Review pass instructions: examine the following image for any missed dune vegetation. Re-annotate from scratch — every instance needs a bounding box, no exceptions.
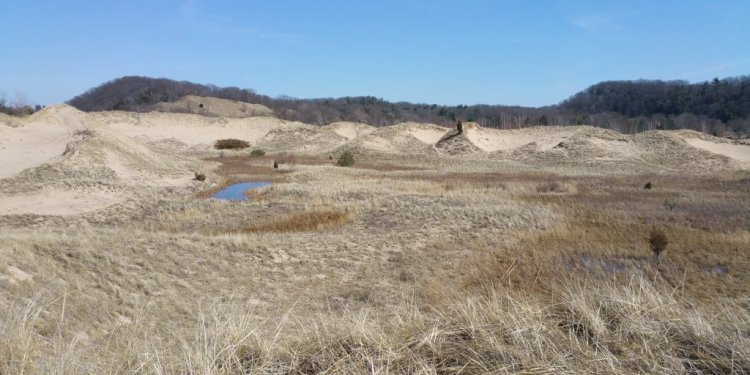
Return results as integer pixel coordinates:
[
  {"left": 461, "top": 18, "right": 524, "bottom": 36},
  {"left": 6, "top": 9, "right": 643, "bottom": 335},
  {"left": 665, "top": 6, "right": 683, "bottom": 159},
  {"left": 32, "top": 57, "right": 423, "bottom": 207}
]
[{"left": 1, "top": 104, "right": 749, "bottom": 373}]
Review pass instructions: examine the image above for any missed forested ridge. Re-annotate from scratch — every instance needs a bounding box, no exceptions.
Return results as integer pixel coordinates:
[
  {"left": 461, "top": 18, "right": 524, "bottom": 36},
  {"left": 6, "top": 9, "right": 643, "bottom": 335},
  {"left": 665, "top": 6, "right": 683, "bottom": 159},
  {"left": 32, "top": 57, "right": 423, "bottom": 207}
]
[{"left": 62, "top": 75, "right": 750, "bottom": 135}]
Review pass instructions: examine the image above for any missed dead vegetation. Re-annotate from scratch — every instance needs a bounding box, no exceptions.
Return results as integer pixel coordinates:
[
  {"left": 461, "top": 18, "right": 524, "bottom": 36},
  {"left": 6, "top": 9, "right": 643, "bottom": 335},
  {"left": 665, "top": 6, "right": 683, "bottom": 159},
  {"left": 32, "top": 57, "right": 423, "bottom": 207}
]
[{"left": 244, "top": 209, "right": 351, "bottom": 233}]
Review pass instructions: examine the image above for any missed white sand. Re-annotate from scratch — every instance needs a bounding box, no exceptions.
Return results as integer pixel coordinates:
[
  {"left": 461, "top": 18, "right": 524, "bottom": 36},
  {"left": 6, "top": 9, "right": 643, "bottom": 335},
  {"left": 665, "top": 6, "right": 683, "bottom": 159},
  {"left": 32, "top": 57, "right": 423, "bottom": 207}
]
[
  {"left": 410, "top": 128, "right": 449, "bottom": 144},
  {"left": 684, "top": 138, "right": 750, "bottom": 163},
  {"left": 322, "top": 122, "right": 376, "bottom": 140},
  {"left": 0, "top": 188, "right": 122, "bottom": 216},
  {"left": 0, "top": 106, "right": 83, "bottom": 179}
]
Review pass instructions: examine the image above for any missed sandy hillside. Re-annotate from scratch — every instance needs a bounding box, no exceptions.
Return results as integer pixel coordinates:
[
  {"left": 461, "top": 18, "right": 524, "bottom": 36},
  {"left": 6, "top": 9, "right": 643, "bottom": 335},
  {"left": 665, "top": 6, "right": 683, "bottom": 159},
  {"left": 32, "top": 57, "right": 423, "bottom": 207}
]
[{"left": 152, "top": 95, "right": 274, "bottom": 117}]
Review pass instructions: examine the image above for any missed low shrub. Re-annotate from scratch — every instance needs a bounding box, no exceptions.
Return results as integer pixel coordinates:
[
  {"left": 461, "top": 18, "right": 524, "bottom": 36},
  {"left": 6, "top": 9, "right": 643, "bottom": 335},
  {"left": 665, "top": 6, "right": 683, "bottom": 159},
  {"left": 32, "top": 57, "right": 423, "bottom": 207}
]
[
  {"left": 337, "top": 151, "right": 355, "bottom": 167},
  {"left": 250, "top": 149, "right": 265, "bottom": 157},
  {"left": 649, "top": 227, "right": 668, "bottom": 262},
  {"left": 644, "top": 182, "right": 653, "bottom": 189},
  {"left": 194, "top": 172, "right": 206, "bottom": 181},
  {"left": 215, "top": 139, "right": 249, "bottom": 150}
]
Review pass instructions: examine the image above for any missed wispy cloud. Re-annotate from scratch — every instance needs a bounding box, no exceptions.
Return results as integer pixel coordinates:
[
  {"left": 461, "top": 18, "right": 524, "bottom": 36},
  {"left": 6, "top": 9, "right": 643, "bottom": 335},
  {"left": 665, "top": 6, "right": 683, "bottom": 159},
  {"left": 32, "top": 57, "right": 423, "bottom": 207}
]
[
  {"left": 259, "top": 33, "right": 299, "bottom": 42},
  {"left": 177, "top": 0, "right": 297, "bottom": 42},
  {"left": 570, "top": 13, "right": 610, "bottom": 31}
]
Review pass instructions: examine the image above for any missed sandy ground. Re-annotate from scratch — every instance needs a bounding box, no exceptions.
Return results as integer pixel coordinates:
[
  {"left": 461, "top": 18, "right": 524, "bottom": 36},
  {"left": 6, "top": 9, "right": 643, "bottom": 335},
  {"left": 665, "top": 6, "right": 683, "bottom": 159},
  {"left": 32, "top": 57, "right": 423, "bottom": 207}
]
[
  {"left": 0, "top": 188, "right": 121, "bottom": 216},
  {"left": 684, "top": 138, "right": 750, "bottom": 162}
]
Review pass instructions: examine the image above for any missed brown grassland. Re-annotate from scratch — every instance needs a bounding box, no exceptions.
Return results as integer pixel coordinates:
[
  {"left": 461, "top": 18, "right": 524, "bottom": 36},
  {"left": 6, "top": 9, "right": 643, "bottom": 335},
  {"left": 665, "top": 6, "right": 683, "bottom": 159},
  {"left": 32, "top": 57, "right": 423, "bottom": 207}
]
[{"left": 1, "top": 144, "right": 749, "bottom": 374}]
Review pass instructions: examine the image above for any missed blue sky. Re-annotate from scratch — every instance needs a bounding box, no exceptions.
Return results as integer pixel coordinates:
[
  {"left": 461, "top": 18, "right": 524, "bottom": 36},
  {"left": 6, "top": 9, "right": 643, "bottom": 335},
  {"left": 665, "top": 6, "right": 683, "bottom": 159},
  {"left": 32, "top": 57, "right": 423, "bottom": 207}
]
[{"left": 1, "top": 0, "right": 748, "bottom": 107}]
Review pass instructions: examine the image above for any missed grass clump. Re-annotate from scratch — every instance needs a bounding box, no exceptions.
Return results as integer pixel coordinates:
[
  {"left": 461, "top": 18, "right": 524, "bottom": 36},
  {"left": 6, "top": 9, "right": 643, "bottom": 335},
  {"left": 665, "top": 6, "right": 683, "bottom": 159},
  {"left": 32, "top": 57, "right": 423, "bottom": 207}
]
[
  {"left": 250, "top": 149, "right": 266, "bottom": 157},
  {"left": 215, "top": 138, "right": 250, "bottom": 150},
  {"left": 194, "top": 172, "right": 206, "bottom": 181},
  {"left": 337, "top": 150, "right": 355, "bottom": 167},
  {"left": 536, "top": 180, "right": 566, "bottom": 193},
  {"left": 245, "top": 209, "right": 350, "bottom": 233}
]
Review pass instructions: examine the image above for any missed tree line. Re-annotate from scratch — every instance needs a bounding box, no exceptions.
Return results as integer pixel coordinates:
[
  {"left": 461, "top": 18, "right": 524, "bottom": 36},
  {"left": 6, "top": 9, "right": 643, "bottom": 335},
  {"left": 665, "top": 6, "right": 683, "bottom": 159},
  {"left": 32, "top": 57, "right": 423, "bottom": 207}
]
[{"left": 64, "top": 75, "right": 750, "bottom": 136}]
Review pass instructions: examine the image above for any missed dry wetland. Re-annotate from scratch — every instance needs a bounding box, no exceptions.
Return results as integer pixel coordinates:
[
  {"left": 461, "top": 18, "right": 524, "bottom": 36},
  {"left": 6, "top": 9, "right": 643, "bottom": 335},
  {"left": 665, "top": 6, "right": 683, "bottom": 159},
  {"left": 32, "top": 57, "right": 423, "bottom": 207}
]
[{"left": 1, "top": 99, "right": 749, "bottom": 373}]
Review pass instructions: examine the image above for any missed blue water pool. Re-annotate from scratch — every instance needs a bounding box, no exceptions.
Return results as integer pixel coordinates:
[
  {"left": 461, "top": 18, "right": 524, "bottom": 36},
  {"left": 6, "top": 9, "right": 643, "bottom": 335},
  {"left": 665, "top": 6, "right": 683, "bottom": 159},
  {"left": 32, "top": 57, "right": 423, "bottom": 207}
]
[{"left": 213, "top": 182, "right": 272, "bottom": 201}]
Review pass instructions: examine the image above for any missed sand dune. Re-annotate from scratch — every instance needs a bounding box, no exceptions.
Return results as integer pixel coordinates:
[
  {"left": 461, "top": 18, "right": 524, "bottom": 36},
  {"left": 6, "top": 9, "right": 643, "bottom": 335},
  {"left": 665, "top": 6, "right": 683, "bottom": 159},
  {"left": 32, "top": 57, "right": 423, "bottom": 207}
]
[
  {"left": 152, "top": 95, "right": 274, "bottom": 117},
  {"left": 2, "top": 107, "right": 748, "bottom": 216}
]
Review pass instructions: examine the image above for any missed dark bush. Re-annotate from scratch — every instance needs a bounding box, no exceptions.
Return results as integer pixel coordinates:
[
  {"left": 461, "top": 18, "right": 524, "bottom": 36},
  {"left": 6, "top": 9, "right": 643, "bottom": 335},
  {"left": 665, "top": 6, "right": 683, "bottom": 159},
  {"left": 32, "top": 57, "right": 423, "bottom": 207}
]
[
  {"left": 215, "top": 139, "right": 249, "bottom": 150},
  {"left": 649, "top": 228, "right": 668, "bottom": 262},
  {"left": 194, "top": 172, "right": 206, "bottom": 181},
  {"left": 273, "top": 160, "right": 278, "bottom": 169},
  {"left": 250, "top": 149, "right": 266, "bottom": 157},
  {"left": 337, "top": 151, "right": 355, "bottom": 167},
  {"left": 644, "top": 182, "right": 653, "bottom": 190}
]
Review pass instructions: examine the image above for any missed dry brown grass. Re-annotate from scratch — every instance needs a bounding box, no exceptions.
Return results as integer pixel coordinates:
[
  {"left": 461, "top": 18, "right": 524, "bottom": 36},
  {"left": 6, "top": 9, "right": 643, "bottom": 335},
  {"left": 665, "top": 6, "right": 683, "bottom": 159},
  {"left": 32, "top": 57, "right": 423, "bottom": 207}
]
[{"left": 244, "top": 209, "right": 351, "bottom": 233}]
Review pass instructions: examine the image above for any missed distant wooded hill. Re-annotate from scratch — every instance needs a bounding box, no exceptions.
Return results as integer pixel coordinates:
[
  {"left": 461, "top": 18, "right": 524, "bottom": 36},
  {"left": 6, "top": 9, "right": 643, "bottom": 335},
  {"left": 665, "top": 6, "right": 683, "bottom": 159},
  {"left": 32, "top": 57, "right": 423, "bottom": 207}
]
[{"left": 65, "top": 75, "right": 750, "bottom": 135}]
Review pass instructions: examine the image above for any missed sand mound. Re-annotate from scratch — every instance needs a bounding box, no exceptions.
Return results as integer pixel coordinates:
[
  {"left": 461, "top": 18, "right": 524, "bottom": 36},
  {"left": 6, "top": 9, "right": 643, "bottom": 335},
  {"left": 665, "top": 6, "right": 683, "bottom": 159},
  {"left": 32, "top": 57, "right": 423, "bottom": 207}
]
[
  {"left": 340, "top": 122, "right": 446, "bottom": 156},
  {"left": 152, "top": 95, "right": 274, "bottom": 118},
  {"left": 257, "top": 126, "right": 349, "bottom": 153},
  {"left": 322, "top": 122, "right": 376, "bottom": 140},
  {"left": 0, "top": 105, "right": 86, "bottom": 179},
  {"left": 436, "top": 127, "right": 483, "bottom": 156}
]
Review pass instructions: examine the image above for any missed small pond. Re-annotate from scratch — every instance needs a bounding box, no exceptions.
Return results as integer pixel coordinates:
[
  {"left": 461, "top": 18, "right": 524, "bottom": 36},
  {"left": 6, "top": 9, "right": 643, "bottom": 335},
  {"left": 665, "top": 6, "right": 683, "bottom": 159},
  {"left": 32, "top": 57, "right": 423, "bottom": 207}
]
[{"left": 213, "top": 182, "right": 272, "bottom": 201}]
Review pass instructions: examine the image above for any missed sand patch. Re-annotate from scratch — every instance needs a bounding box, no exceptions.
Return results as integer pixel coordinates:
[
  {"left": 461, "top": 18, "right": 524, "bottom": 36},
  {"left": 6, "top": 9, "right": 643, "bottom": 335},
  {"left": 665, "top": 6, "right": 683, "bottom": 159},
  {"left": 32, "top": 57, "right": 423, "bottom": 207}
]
[
  {"left": 464, "top": 125, "right": 573, "bottom": 152},
  {"left": 323, "top": 122, "right": 376, "bottom": 140},
  {"left": 684, "top": 138, "right": 750, "bottom": 163},
  {"left": 0, "top": 188, "right": 122, "bottom": 216},
  {"left": 410, "top": 128, "right": 449, "bottom": 144}
]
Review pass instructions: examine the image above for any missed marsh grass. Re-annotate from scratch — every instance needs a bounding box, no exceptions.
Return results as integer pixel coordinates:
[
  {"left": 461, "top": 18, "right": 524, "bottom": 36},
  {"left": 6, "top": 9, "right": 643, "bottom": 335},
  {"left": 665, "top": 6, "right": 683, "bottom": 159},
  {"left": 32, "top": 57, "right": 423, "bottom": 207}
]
[{"left": 244, "top": 209, "right": 351, "bottom": 233}]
